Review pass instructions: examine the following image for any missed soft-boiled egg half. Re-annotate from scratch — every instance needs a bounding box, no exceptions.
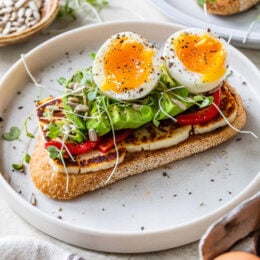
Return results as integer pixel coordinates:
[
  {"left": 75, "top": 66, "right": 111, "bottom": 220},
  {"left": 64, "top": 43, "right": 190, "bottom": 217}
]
[
  {"left": 163, "top": 28, "right": 228, "bottom": 94},
  {"left": 92, "top": 32, "right": 161, "bottom": 100}
]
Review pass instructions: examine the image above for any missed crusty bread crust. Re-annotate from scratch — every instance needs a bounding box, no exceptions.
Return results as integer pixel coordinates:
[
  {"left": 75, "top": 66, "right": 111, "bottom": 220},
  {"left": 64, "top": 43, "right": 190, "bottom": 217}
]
[
  {"left": 205, "top": 0, "right": 259, "bottom": 15},
  {"left": 30, "top": 82, "right": 246, "bottom": 200}
]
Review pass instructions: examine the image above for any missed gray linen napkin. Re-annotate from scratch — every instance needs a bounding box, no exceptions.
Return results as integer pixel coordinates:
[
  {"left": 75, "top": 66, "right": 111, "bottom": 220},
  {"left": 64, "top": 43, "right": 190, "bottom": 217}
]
[{"left": 0, "top": 236, "right": 85, "bottom": 260}]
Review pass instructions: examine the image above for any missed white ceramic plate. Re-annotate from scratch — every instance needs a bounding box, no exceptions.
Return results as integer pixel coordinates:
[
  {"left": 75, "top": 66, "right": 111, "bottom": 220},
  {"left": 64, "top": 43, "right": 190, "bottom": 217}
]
[
  {"left": 0, "top": 21, "right": 260, "bottom": 253},
  {"left": 150, "top": 0, "right": 260, "bottom": 49}
]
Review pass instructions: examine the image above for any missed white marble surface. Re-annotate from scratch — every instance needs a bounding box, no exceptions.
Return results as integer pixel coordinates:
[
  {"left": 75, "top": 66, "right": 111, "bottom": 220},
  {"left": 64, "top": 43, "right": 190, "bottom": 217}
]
[{"left": 0, "top": 0, "right": 259, "bottom": 259}]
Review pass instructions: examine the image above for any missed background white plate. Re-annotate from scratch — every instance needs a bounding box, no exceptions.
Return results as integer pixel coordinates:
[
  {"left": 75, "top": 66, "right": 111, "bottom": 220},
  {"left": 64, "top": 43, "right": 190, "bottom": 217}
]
[
  {"left": 0, "top": 21, "right": 260, "bottom": 253},
  {"left": 150, "top": 0, "right": 260, "bottom": 49}
]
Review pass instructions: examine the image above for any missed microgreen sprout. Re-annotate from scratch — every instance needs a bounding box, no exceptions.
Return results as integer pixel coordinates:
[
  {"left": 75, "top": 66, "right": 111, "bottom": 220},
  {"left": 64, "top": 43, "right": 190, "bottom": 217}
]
[
  {"left": 57, "top": 77, "right": 68, "bottom": 86},
  {"left": 226, "top": 70, "right": 233, "bottom": 79},
  {"left": 58, "top": 0, "right": 109, "bottom": 22},
  {"left": 89, "top": 51, "right": 96, "bottom": 60},
  {"left": 23, "top": 115, "right": 35, "bottom": 138},
  {"left": 47, "top": 146, "right": 60, "bottom": 159},
  {"left": 58, "top": 0, "right": 77, "bottom": 20},
  {"left": 194, "top": 95, "right": 214, "bottom": 108},
  {"left": 2, "top": 126, "right": 21, "bottom": 141},
  {"left": 12, "top": 163, "right": 24, "bottom": 171},
  {"left": 102, "top": 96, "right": 120, "bottom": 184},
  {"left": 85, "top": 0, "right": 109, "bottom": 12},
  {"left": 24, "top": 154, "right": 31, "bottom": 164},
  {"left": 12, "top": 153, "right": 31, "bottom": 172}
]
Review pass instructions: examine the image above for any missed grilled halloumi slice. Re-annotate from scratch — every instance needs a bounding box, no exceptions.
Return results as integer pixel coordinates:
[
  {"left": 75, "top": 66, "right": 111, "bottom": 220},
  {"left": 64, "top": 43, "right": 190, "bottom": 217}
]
[
  {"left": 124, "top": 121, "right": 192, "bottom": 152},
  {"left": 194, "top": 83, "right": 238, "bottom": 134},
  {"left": 50, "top": 145, "right": 126, "bottom": 174},
  {"left": 36, "top": 97, "right": 65, "bottom": 141}
]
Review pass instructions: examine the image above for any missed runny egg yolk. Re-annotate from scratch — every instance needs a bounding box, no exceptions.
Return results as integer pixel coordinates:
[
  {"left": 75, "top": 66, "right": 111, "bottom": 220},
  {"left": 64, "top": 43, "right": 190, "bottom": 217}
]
[
  {"left": 173, "top": 32, "right": 226, "bottom": 83},
  {"left": 101, "top": 37, "right": 155, "bottom": 93}
]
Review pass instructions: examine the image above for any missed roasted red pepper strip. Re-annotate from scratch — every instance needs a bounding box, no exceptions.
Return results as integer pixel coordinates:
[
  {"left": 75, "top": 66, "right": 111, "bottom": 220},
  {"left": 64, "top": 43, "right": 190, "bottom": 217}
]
[
  {"left": 45, "top": 138, "right": 100, "bottom": 156},
  {"left": 176, "top": 88, "right": 221, "bottom": 125},
  {"left": 98, "top": 129, "right": 133, "bottom": 153}
]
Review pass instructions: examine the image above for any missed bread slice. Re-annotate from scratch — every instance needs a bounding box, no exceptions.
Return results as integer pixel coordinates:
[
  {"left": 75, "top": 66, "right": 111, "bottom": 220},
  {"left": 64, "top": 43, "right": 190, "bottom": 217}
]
[
  {"left": 205, "top": 0, "right": 260, "bottom": 15},
  {"left": 30, "top": 82, "right": 246, "bottom": 200}
]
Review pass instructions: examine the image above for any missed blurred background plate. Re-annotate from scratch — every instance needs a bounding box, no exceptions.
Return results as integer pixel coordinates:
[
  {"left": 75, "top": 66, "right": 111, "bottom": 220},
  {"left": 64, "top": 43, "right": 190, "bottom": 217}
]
[{"left": 149, "top": 0, "right": 260, "bottom": 49}]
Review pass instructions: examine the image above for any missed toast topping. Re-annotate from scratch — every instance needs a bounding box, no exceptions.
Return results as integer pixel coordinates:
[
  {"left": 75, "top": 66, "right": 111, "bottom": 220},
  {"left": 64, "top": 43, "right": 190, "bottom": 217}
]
[{"left": 36, "top": 82, "right": 238, "bottom": 174}]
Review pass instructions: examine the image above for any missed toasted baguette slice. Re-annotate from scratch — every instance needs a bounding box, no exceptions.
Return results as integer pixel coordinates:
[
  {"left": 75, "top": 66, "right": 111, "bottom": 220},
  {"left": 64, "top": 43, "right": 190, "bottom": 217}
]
[
  {"left": 205, "top": 0, "right": 259, "bottom": 15},
  {"left": 30, "top": 82, "right": 246, "bottom": 200}
]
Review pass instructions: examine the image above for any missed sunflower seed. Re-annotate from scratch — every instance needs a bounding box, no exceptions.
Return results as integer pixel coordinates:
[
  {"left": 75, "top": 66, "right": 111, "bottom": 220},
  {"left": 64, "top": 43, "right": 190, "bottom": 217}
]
[
  {"left": 12, "top": 21, "right": 21, "bottom": 27},
  {"left": 4, "top": 0, "right": 14, "bottom": 7},
  {"left": 89, "top": 129, "right": 97, "bottom": 142},
  {"left": 1, "top": 16, "right": 9, "bottom": 23},
  {"left": 33, "top": 10, "right": 40, "bottom": 20},
  {"left": 35, "top": 0, "right": 42, "bottom": 8},
  {"left": 25, "top": 8, "right": 32, "bottom": 18},
  {"left": 15, "top": 0, "right": 27, "bottom": 9},
  {"left": 17, "top": 17, "right": 25, "bottom": 23},
  {"left": 68, "top": 82, "right": 75, "bottom": 89},
  {"left": 2, "top": 7, "right": 13, "bottom": 13},
  {"left": 68, "top": 97, "right": 80, "bottom": 103},
  {"left": 17, "top": 24, "right": 27, "bottom": 32},
  {"left": 27, "top": 19, "right": 37, "bottom": 27},
  {"left": 43, "top": 124, "right": 49, "bottom": 131},
  {"left": 69, "top": 124, "right": 76, "bottom": 131},
  {"left": 63, "top": 124, "right": 71, "bottom": 132},
  {"left": 2, "top": 22, "right": 11, "bottom": 35},
  {"left": 28, "top": 1, "right": 37, "bottom": 11},
  {"left": 18, "top": 7, "right": 25, "bottom": 17},
  {"left": 74, "top": 104, "right": 89, "bottom": 113},
  {"left": 73, "top": 82, "right": 80, "bottom": 89},
  {"left": 132, "top": 104, "right": 142, "bottom": 111},
  {"left": 67, "top": 101, "right": 78, "bottom": 108},
  {"left": 10, "top": 26, "right": 17, "bottom": 33},
  {"left": 10, "top": 11, "right": 17, "bottom": 21}
]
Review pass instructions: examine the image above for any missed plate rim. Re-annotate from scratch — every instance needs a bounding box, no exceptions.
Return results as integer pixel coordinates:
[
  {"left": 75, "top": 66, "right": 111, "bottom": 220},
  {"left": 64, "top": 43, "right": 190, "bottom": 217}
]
[{"left": 0, "top": 20, "right": 260, "bottom": 252}]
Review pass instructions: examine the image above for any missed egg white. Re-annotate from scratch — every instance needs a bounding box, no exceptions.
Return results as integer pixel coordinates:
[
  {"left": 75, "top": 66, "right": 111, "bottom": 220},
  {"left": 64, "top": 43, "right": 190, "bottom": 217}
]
[
  {"left": 92, "top": 32, "right": 161, "bottom": 100},
  {"left": 163, "top": 28, "right": 228, "bottom": 94}
]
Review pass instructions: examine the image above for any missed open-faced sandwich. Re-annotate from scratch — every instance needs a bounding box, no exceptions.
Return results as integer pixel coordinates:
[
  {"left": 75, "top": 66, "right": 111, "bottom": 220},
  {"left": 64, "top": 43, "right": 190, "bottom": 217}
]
[
  {"left": 196, "top": 0, "right": 260, "bottom": 15},
  {"left": 29, "top": 28, "right": 247, "bottom": 200}
]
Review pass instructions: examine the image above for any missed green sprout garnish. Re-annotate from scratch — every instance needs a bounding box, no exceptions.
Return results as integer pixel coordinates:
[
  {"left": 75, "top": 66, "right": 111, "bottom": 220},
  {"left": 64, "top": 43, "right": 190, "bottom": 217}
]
[
  {"left": 89, "top": 51, "right": 96, "bottom": 60},
  {"left": 12, "top": 163, "right": 24, "bottom": 171},
  {"left": 12, "top": 153, "right": 31, "bottom": 171},
  {"left": 23, "top": 116, "right": 35, "bottom": 138},
  {"left": 57, "top": 0, "right": 77, "bottom": 20},
  {"left": 47, "top": 146, "right": 60, "bottom": 159},
  {"left": 2, "top": 126, "right": 21, "bottom": 141},
  {"left": 24, "top": 154, "right": 31, "bottom": 164},
  {"left": 58, "top": 0, "right": 109, "bottom": 20},
  {"left": 85, "top": 0, "right": 109, "bottom": 12}
]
